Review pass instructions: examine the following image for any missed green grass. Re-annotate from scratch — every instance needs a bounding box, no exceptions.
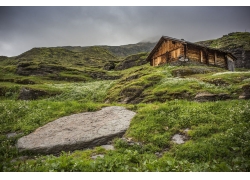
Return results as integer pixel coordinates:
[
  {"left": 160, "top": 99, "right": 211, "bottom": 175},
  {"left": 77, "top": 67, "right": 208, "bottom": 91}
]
[
  {"left": 0, "top": 60, "right": 250, "bottom": 172},
  {"left": 107, "top": 65, "right": 250, "bottom": 103},
  {"left": 2, "top": 100, "right": 249, "bottom": 172}
]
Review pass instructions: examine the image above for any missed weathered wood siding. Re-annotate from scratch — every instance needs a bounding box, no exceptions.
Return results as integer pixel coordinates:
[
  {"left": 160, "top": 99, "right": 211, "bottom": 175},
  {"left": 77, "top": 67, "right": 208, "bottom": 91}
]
[
  {"left": 200, "top": 50, "right": 206, "bottom": 64},
  {"left": 149, "top": 38, "right": 231, "bottom": 69},
  {"left": 152, "top": 40, "right": 184, "bottom": 66},
  {"left": 208, "top": 51, "right": 215, "bottom": 65},
  {"left": 186, "top": 44, "right": 200, "bottom": 62},
  {"left": 216, "top": 52, "right": 226, "bottom": 67}
]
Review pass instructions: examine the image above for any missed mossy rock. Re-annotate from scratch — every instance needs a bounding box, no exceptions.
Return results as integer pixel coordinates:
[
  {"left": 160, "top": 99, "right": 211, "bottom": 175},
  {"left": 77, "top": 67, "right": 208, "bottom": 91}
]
[{"left": 171, "top": 67, "right": 220, "bottom": 77}]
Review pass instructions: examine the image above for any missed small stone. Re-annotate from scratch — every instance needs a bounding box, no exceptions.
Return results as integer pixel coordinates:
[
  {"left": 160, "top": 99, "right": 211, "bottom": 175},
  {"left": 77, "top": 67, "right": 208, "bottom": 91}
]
[
  {"left": 6, "top": 132, "right": 17, "bottom": 138},
  {"left": 164, "top": 126, "right": 169, "bottom": 131},
  {"left": 155, "top": 152, "right": 163, "bottom": 157},
  {"left": 11, "top": 156, "right": 29, "bottom": 163},
  {"left": 101, "top": 145, "right": 114, "bottom": 150},
  {"left": 163, "top": 148, "right": 169, "bottom": 152},
  {"left": 172, "top": 134, "right": 186, "bottom": 144},
  {"left": 127, "top": 137, "right": 133, "bottom": 142},
  {"left": 91, "top": 154, "right": 104, "bottom": 160}
]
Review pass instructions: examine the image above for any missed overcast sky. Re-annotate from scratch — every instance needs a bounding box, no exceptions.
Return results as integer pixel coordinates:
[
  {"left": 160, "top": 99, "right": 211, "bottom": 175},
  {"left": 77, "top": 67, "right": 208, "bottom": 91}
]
[{"left": 1, "top": 6, "right": 250, "bottom": 57}]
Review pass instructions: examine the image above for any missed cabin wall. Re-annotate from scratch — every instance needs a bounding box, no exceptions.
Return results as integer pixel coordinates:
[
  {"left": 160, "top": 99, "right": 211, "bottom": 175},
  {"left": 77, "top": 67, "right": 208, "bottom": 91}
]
[
  {"left": 208, "top": 51, "right": 215, "bottom": 65},
  {"left": 216, "top": 52, "right": 226, "bottom": 67},
  {"left": 186, "top": 45, "right": 201, "bottom": 62},
  {"left": 168, "top": 41, "right": 184, "bottom": 62},
  {"left": 200, "top": 50, "right": 206, "bottom": 64},
  {"left": 152, "top": 40, "right": 184, "bottom": 66},
  {"left": 150, "top": 39, "right": 232, "bottom": 70}
]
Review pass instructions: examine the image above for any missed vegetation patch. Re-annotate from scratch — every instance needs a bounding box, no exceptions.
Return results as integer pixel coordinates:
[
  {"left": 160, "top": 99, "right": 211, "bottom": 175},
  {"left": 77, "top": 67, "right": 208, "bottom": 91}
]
[{"left": 1, "top": 40, "right": 250, "bottom": 172}]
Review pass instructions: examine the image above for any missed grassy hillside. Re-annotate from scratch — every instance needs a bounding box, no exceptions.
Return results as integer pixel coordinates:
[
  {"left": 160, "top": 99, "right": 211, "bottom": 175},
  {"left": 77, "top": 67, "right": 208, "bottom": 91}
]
[
  {"left": 0, "top": 36, "right": 250, "bottom": 172},
  {"left": 196, "top": 32, "right": 250, "bottom": 51},
  {"left": 0, "top": 42, "right": 155, "bottom": 87},
  {"left": 1, "top": 62, "right": 250, "bottom": 172},
  {"left": 61, "top": 42, "right": 156, "bottom": 58}
]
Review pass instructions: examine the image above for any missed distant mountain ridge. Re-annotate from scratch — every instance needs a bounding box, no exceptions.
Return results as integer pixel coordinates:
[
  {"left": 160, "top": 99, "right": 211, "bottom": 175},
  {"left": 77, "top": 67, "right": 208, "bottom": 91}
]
[
  {"left": 59, "top": 42, "right": 156, "bottom": 58},
  {"left": 1, "top": 32, "right": 250, "bottom": 71}
]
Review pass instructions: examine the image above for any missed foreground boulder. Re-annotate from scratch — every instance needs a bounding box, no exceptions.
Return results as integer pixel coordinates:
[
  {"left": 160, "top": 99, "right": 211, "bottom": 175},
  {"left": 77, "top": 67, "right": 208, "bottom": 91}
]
[{"left": 17, "top": 106, "right": 136, "bottom": 154}]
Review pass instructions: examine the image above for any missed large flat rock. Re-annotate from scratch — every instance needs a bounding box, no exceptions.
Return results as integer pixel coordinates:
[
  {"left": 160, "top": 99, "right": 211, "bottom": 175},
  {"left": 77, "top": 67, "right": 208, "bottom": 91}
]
[{"left": 17, "top": 106, "right": 136, "bottom": 154}]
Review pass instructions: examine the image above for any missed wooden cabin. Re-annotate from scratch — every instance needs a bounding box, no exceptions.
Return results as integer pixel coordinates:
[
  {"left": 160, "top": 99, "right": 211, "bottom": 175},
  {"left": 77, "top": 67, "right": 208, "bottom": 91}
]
[{"left": 146, "top": 36, "right": 236, "bottom": 71}]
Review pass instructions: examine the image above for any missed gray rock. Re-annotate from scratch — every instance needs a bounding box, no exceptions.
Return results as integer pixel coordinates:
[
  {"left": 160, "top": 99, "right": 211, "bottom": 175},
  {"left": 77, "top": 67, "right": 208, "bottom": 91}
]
[
  {"left": 172, "top": 134, "right": 186, "bottom": 144},
  {"left": 239, "top": 84, "right": 250, "bottom": 99},
  {"left": 91, "top": 154, "right": 104, "bottom": 159},
  {"left": 6, "top": 132, "right": 18, "bottom": 138},
  {"left": 103, "top": 62, "right": 115, "bottom": 71},
  {"left": 101, "top": 145, "right": 115, "bottom": 150},
  {"left": 18, "top": 87, "right": 49, "bottom": 100},
  {"left": 194, "top": 92, "right": 231, "bottom": 102},
  {"left": 10, "top": 156, "right": 29, "bottom": 163},
  {"left": 17, "top": 106, "right": 136, "bottom": 154},
  {"left": 114, "top": 53, "right": 148, "bottom": 71}
]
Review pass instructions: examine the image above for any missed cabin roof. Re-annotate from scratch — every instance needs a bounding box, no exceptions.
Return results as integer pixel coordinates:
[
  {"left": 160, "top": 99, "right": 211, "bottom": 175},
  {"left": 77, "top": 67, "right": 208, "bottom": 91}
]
[{"left": 146, "top": 36, "right": 237, "bottom": 61}]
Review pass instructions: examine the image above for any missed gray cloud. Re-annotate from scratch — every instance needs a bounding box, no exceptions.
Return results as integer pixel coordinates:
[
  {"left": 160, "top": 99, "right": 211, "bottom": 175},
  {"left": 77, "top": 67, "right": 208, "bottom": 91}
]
[{"left": 1, "top": 6, "right": 250, "bottom": 56}]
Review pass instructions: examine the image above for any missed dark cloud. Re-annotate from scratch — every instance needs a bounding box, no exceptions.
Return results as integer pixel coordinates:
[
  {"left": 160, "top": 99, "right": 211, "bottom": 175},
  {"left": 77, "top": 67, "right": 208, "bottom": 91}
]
[{"left": 1, "top": 6, "right": 250, "bottom": 56}]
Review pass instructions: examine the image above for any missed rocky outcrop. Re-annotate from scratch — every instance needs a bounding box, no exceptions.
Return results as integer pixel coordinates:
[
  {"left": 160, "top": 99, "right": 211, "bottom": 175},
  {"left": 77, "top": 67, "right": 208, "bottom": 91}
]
[
  {"left": 16, "top": 63, "right": 66, "bottom": 76},
  {"left": 103, "top": 62, "right": 115, "bottom": 71},
  {"left": 18, "top": 87, "right": 50, "bottom": 100},
  {"left": 115, "top": 53, "right": 148, "bottom": 70},
  {"left": 17, "top": 106, "right": 136, "bottom": 154},
  {"left": 194, "top": 92, "right": 231, "bottom": 102},
  {"left": 172, "top": 66, "right": 220, "bottom": 77},
  {"left": 239, "top": 84, "right": 250, "bottom": 99},
  {"left": 88, "top": 71, "right": 120, "bottom": 80},
  {"left": 230, "top": 49, "right": 250, "bottom": 69}
]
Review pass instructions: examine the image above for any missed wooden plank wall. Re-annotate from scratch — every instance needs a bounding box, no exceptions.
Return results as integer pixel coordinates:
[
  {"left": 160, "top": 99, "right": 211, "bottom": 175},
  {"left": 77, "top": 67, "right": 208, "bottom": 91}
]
[
  {"left": 152, "top": 40, "right": 184, "bottom": 66},
  {"left": 216, "top": 52, "right": 226, "bottom": 67},
  {"left": 187, "top": 45, "right": 200, "bottom": 62},
  {"left": 208, "top": 51, "right": 215, "bottom": 65},
  {"left": 151, "top": 39, "right": 228, "bottom": 68},
  {"left": 201, "top": 50, "right": 206, "bottom": 64}
]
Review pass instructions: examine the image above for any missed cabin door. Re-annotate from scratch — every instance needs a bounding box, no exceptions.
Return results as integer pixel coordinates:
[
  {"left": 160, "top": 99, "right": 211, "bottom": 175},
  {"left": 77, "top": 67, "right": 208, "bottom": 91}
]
[{"left": 227, "top": 58, "right": 235, "bottom": 71}]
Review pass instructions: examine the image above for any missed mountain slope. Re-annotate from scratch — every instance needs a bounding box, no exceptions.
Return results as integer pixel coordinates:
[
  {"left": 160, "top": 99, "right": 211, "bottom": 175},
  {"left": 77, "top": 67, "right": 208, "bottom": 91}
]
[
  {"left": 1, "top": 63, "right": 250, "bottom": 172},
  {"left": 0, "top": 34, "right": 250, "bottom": 172},
  {"left": 61, "top": 42, "right": 156, "bottom": 58}
]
